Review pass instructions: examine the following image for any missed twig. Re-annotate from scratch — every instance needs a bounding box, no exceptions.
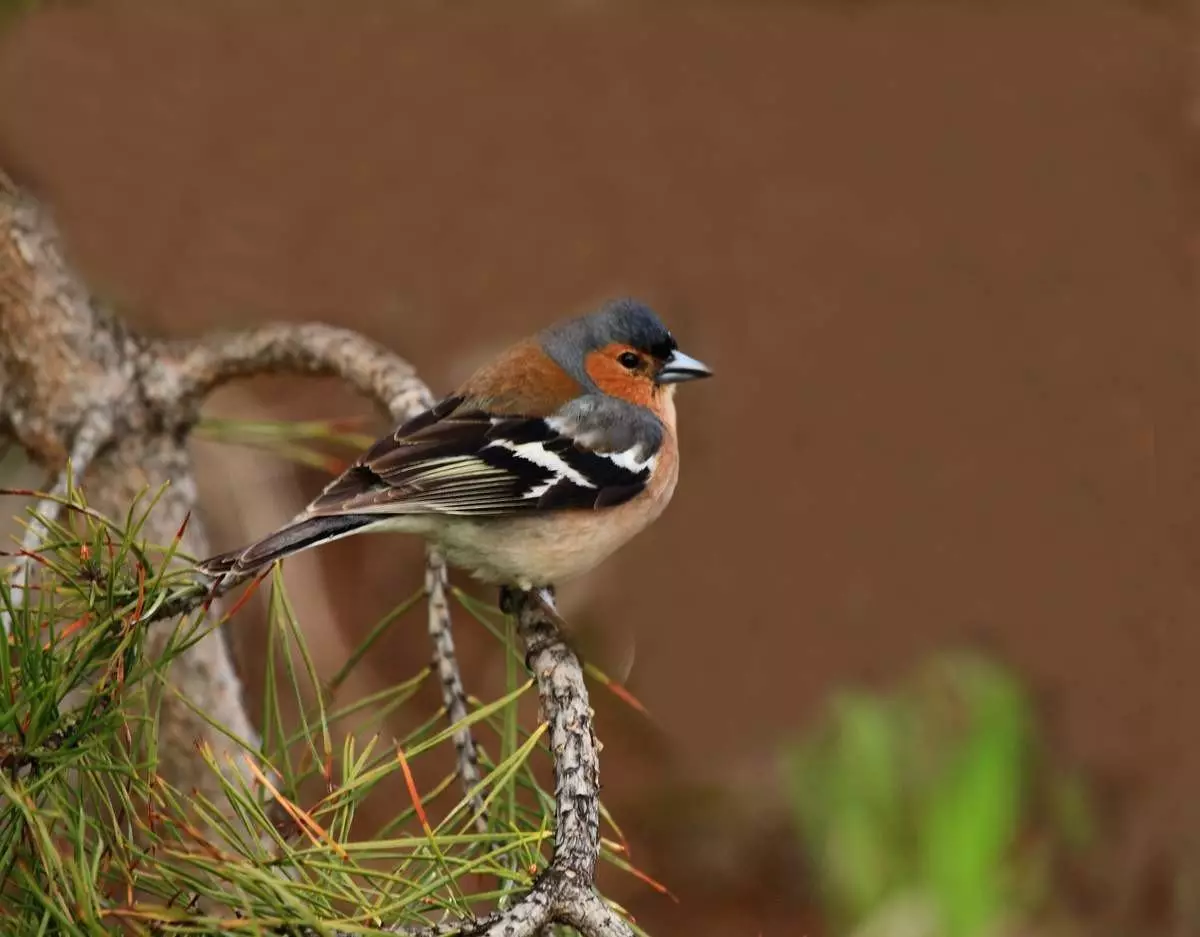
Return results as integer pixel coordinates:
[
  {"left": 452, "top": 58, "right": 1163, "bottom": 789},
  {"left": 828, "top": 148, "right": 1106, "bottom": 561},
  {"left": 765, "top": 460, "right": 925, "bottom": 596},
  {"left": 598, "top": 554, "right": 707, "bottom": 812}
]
[
  {"left": 425, "top": 547, "right": 488, "bottom": 835},
  {"left": 437, "top": 587, "right": 634, "bottom": 937},
  {"left": 0, "top": 407, "right": 113, "bottom": 634},
  {"left": 165, "top": 322, "right": 434, "bottom": 421},
  {"left": 436, "top": 586, "right": 633, "bottom": 936},
  {"left": 507, "top": 588, "right": 600, "bottom": 878},
  {"left": 381, "top": 588, "right": 634, "bottom": 937}
]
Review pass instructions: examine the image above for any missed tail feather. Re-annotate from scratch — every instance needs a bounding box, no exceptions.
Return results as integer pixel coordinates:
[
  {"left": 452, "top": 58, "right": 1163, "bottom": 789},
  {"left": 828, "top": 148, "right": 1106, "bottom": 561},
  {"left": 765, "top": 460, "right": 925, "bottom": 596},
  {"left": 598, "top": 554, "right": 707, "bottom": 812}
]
[{"left": 197, "top": 514, "right": 377, "bottom": 579}]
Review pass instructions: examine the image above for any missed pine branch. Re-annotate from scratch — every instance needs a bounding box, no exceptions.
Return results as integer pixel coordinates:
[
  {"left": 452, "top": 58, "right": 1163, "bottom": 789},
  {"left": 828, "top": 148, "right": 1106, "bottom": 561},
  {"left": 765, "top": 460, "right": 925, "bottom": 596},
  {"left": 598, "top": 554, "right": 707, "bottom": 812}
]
[
  {"left": 131, "top": 580, "right": 635, "bottom": 937},
  {"left": 456, "top": 587, "right": 632, "bottom": 937},
  {"left": 0, "top": 172, "right": 485, "bottom": 839},
  {"left": 0, "top": 170, "right": 639, "bottom": 936},
  {"left": 0, "top": 171, "right": 261, "bottom": 816}
]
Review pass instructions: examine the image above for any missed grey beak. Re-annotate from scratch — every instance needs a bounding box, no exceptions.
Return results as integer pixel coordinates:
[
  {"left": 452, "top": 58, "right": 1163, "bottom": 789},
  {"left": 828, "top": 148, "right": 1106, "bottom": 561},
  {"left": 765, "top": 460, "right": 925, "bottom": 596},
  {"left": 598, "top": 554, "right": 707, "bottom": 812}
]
[{"left": 657, "top": 349, "right": 713, "bottom": 384}]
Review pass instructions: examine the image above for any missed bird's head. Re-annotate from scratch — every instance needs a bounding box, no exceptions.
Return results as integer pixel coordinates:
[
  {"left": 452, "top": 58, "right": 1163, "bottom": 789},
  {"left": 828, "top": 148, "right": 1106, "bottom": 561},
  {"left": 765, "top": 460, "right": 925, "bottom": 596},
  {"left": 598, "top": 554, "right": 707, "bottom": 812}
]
[{"left": 541, "top": 298, "right": 712, "bottom": 405}]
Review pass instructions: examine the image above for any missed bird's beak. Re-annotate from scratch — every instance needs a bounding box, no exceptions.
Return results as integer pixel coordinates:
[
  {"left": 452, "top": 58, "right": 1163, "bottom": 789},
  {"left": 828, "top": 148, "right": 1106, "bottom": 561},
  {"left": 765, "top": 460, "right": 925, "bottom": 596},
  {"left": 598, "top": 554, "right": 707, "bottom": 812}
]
[{"left": 657, "top": 349, "right": 713, "bottom": 384}]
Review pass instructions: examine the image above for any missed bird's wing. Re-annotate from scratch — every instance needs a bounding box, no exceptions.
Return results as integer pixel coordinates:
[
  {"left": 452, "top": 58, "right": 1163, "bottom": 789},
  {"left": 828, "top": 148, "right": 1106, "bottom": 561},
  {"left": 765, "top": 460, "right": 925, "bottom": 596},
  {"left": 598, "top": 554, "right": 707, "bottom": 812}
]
[{"left": 303, "top": 394, "right": 665, "bottom": 518}]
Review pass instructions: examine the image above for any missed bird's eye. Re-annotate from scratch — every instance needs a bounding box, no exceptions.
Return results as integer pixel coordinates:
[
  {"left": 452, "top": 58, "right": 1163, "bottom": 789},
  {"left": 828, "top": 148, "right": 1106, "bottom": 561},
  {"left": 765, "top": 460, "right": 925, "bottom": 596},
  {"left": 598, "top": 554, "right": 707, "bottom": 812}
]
[{"left": 617, "top": 351, "right": 641, "bottom": 370}]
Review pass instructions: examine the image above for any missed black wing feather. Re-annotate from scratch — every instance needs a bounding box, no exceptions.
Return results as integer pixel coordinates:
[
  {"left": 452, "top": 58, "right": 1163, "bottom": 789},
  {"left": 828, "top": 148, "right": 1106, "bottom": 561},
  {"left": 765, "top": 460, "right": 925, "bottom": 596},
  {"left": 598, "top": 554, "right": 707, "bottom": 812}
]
[{"left": 304, "top": 395, "right": 659, "bottom": 518}]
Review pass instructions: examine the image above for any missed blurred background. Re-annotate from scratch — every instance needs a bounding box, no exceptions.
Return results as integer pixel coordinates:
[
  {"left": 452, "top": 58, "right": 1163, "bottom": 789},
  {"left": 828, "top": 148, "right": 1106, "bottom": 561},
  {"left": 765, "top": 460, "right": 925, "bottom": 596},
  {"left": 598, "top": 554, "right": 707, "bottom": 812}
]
[{"left": 1, "top": 1, "right": 1197, "bottom": 934}]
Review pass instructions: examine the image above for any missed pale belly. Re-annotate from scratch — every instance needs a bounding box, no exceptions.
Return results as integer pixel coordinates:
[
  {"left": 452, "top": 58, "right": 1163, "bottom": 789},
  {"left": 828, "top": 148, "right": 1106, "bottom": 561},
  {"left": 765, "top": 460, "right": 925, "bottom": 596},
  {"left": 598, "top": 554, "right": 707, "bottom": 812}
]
[
  {"left": 399, "top": 445, "right": 680, "bottom": 588},
  {"left": 432, "top": 508, "right": 655, "bottom": 587},
  {"left": 374, "top": 394, "right": 683, "bottom": 587}
]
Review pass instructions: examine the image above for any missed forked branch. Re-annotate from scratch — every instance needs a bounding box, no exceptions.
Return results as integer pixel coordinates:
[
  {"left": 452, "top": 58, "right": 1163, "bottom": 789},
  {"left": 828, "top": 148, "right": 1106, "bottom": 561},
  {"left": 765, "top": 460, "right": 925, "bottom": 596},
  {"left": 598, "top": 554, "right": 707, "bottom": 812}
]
[{"left": 164, "top": 320, "right": 487, "bottom": 828}]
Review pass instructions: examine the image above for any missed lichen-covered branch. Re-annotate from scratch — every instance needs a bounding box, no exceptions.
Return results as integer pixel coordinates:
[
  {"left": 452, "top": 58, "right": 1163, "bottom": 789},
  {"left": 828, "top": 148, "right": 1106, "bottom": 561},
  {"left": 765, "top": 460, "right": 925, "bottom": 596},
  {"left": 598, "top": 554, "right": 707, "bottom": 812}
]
[
  {"left": 461, "top": 587, "right": 635, "bottom": 937},
  {"left": 420, "top": 587, "right": 633, "bottom": 936},
  {"left": 506, "top": 588, "right": 601, "bottom": 880},
  {"left": 0, "top": 172, "right": 260, "bottom": 809},
  {"left": 0, "top": 173, "right": 482, "bottom": 840}
]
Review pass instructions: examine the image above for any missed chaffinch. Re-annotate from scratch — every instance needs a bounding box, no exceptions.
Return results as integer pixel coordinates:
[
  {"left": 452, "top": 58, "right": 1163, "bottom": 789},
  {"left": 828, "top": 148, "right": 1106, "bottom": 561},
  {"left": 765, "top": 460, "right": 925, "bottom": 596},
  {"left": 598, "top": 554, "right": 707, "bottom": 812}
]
[{"left": 198, "top": 299, "right": 711, "bottom": 590}]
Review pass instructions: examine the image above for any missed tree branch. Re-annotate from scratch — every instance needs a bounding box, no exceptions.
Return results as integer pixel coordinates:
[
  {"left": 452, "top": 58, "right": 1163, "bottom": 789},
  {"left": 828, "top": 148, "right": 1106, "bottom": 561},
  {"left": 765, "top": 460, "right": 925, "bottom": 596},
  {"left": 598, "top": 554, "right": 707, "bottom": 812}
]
[
  {"left": 164, "top": 322, "right": 487, "bottom": 832},
  {"left": 163, "top": 321, "right": 433, "bottom": 421},
  {"left": 426, "top": 547, "right": 488, "bottom": 835},
  {"left": 0, "top": 178, "right": 485, "bottom": 845},
  {"left": 1, "top": 173, "right": 634, "bottom": 937},
  {"left": 1, "top": 174, "right": 262, "bottom": 821},
  {"left": 506, "top": 588, "right": 601, "bottom": 881},
  {"left": 444, "top": 588, "right": 633, "bottom": 937},
  {"left": 445, "top": 586, "right": 633, "bottom": 936}
]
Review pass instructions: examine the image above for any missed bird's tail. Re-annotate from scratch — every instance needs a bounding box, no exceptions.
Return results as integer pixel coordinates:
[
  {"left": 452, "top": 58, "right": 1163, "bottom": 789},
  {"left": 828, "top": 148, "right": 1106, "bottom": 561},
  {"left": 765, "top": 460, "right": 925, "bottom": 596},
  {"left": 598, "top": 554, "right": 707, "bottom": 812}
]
[{"left": 197, "top": 514, "right": 377, "bottom": 581}]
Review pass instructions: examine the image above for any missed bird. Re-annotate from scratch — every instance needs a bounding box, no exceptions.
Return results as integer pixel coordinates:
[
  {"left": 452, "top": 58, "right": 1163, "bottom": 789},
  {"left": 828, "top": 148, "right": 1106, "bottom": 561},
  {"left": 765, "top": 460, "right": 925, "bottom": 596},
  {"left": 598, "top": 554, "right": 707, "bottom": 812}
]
[{"left": 197, "top": 298, "right": 712, "bottom": 591}]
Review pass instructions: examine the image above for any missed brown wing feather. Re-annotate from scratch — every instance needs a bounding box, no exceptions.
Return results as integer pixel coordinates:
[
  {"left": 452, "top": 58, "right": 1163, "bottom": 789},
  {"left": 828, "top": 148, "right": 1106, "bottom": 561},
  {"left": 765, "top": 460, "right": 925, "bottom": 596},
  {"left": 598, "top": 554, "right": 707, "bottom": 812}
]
[{"left": 307, "top": 398, "right": 502, "bottom": 515}]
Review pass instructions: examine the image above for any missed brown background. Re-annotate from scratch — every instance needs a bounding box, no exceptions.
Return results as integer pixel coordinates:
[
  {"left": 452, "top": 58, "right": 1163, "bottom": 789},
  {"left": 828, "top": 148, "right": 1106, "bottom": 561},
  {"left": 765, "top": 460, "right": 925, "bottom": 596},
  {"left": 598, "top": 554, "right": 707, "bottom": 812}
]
[{"left": 1, "top": 1, "right": 1197, "bottom": 933}]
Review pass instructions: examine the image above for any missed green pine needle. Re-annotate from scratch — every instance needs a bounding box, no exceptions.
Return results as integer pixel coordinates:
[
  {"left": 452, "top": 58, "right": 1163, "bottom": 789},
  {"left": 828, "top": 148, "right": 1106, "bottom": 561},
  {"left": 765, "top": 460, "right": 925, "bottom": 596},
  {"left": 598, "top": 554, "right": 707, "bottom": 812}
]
[{"left": 0, "top": 473, "right": 644, "bottom": 935}]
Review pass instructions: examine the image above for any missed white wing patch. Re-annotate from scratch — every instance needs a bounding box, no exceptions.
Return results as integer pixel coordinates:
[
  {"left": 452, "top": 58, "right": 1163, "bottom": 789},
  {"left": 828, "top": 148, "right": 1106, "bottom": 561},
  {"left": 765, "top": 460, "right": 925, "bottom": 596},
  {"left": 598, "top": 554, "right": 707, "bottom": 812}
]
[
  {"left": 542, "top": 412, "right": 658, "bottom": 483},
  {"left": 485, "top": 438, "right": 596, "bottom": 491},
  {"left": 525, "top": 478, "right": 561, "bottom": 500},
  {"left": 483, "top": 431, "right": 655, "bottom": 502},
  {"left": 601, "top": 447, "right": 657, "bottom": 475}
]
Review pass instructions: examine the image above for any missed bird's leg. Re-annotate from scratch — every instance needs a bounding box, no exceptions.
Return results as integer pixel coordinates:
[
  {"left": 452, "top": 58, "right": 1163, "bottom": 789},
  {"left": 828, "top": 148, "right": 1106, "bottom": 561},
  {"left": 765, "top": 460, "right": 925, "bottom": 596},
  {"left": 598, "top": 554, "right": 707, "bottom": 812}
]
[
  {"left": 531, "top": 586, "right": 571, "bottom": 632},
  {"left": 498, "top": 585, "right": 520, "bottom": 616}
]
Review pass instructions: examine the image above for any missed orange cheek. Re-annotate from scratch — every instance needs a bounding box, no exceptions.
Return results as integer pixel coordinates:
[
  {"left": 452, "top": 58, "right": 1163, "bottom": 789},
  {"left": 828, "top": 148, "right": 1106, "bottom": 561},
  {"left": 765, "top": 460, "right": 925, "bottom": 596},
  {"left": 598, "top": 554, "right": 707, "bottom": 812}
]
[{"left": 584, "top": 349, "right": 655, "bottom": 406}]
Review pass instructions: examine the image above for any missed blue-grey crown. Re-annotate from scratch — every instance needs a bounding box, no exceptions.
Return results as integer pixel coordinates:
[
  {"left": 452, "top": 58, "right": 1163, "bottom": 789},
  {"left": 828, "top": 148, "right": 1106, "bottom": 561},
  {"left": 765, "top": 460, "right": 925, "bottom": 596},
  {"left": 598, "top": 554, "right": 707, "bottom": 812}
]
[{"left": 540, "top": 298, "right": 678, "bottom": 388}]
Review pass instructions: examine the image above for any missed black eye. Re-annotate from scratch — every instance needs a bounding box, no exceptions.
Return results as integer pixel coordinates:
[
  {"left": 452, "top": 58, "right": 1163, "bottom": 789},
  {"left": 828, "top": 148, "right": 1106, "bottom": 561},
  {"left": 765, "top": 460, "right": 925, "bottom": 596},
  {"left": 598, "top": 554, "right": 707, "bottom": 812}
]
[{"left": 617, "top": 351, "right": 641, "bottom": 370}]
